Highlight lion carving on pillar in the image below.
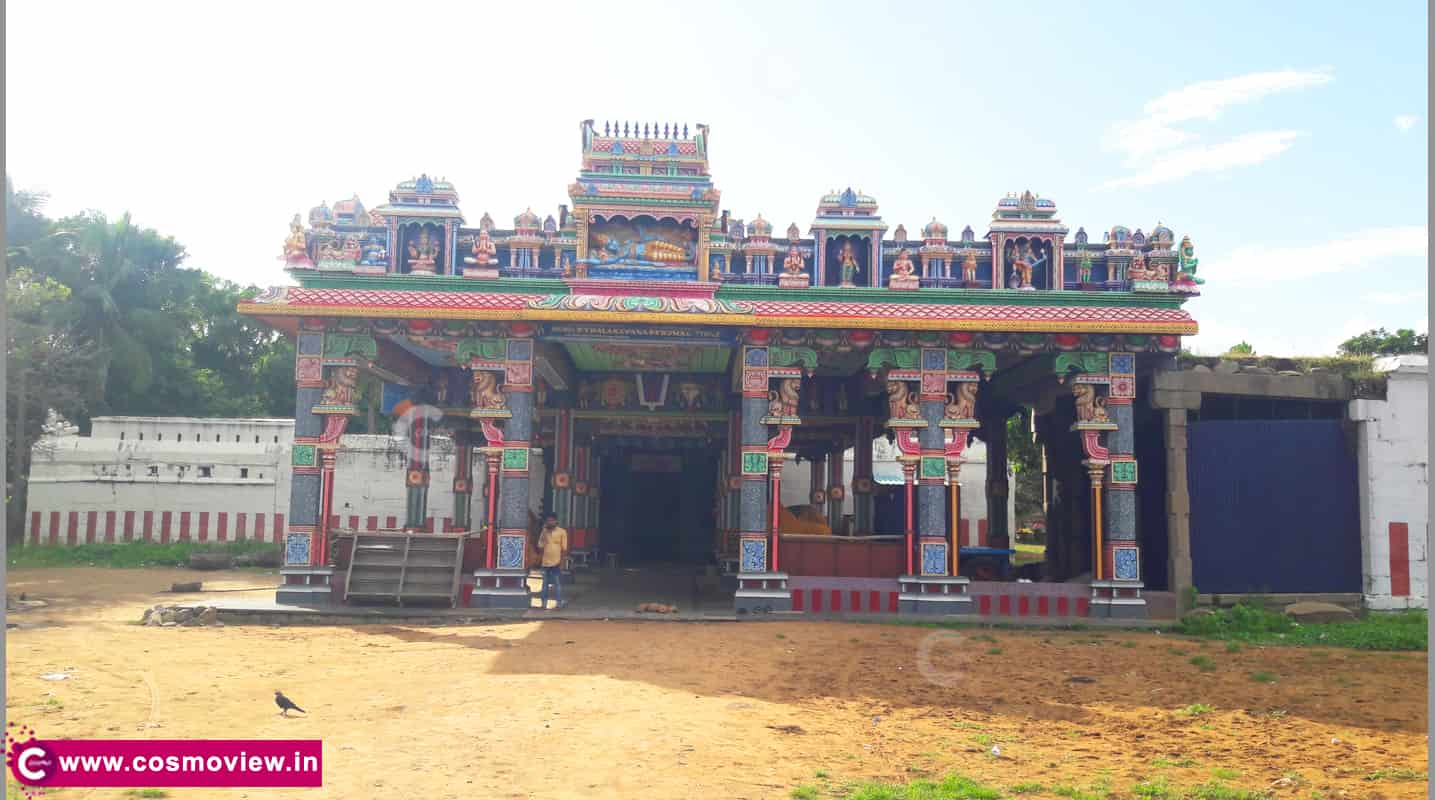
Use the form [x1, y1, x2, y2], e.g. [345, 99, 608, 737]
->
[320, 366, 359, 406]
[886, 380, 921, 420]
[471, 370, 507, 410]
[945, 381, 978, 420]
[768, 378, 800, 417]
[1072, 383, 1110, 423]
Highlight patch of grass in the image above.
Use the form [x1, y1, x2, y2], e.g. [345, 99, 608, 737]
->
[815, 769, 830, 779]
[1120, 640, 1138, 648]
[10, 540, 278, 569]
[1051, 784, 1109, 800]
[986, 647, 1003, 655]
[1167, 646, 1189, 656]
[972, 633, 998, 643]
[1183, 782, 1270, 800]
[1176, 602, 1426, 651]
[1009, 784, 1045, 795]
[972, 734, 993, 747]
[1364, 768, 1427, 781]
[1330, 675, 1355, 687]
[1152, 755, 1198, 768]
[1189, 655, 1217, 672]
[1176, 704, 1214, 717]
[1132, 776, 1174, 799]
[1210, 768, 1241, 780]
[791, 786, 821, 800]
[776, 633, 787, 640]
[845, 774, 1001, 800]
[1249, 671, 1276, 684]
[1224, 642, 1242, 653]
[127, 792, 169, 799]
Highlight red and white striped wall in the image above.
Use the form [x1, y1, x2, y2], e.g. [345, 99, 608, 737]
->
[28, 510, 287, 545]
[785, 576, 1092, 617]
[24, 509, 486, 545]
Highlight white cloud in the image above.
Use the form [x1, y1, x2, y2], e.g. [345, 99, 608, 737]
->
[1101, 69, 1331, 187]
[1202, 225, 1427, 288]
[1394, 114, 1418, 131]
[1144, 69, 1334, 125]
[1100, 130, 1304, 190]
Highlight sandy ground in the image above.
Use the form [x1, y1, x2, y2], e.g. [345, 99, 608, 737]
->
[5, 567, 1429, 800]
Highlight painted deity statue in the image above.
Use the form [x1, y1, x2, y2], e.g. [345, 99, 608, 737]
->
[838, 240, 859, 285]
[1127, 252, 1156, 281]
[282, 214, 311, 265]
[783, 243, 805, 274]
[587, 224, 692, 267]
[1176, 235, 1204, 285]
[961, 251, 978, 284]
[359, 234, 387, 267]
[318, 236, 361, 265]
[465, 228, 498, 267]
[1017, 242, 1039, 288]
[408, 228, 441, 272]
[1072, 383, 1110, 424]
[319, 366, 359, 407]
[892, 248, 916, 277]
[945, 381, 978, 420]
[1078, 250, 1094, 284]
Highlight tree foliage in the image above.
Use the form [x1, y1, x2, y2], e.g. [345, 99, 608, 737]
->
[1006, 409, 1044, 522]
[1337, 327, 1428, 357]
[5, 176, 295, 541]
[1226, 341, 1255, 355]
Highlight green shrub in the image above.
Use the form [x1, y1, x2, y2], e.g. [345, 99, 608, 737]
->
[1175, 603, 1425, 651]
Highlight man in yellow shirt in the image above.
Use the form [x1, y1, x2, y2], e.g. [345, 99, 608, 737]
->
[537, 512, 568, 610]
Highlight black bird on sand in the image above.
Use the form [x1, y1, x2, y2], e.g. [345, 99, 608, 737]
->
[274, 690, 305, 717]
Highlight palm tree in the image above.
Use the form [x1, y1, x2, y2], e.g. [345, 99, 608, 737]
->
[43, 210, 187, 409]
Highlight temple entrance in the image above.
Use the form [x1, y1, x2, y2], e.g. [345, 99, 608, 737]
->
[554, 443, 727, 614]
[599, 449, 715, 565]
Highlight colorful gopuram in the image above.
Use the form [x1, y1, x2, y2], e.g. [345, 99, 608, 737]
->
[241, 119, 1201, 617]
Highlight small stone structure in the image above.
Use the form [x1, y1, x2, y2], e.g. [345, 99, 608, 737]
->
[142, 605, 222, 627]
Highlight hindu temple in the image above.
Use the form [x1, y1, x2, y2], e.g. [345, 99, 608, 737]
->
[240, 118, 1203, 618]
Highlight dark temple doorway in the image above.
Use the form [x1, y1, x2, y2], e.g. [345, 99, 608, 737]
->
[599, 448, 717, 565]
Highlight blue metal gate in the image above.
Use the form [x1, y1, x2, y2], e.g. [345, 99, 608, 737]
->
[1187, 420, 1360, 594]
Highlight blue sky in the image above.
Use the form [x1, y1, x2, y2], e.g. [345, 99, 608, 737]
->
[5, 0, 1427, 355]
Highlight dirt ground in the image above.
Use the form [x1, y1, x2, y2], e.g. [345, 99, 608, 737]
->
[5, 568, 1429, 800]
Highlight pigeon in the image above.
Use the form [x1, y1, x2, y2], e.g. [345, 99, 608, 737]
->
[274, 691, 305, 717]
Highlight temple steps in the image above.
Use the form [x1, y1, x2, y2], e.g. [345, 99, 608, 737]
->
[343, 532, 466, 607]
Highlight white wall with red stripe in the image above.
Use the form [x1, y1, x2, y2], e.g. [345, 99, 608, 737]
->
[1351, 356, 1428, 610]
[25, 419, 546, 545]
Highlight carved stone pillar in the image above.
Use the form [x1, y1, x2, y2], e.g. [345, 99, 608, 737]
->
[278, 328, 329, 605]
[451, 429, 473, 532]
[734, 339, 793, 614]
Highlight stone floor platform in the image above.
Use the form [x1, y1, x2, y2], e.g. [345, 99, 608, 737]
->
[173, 595, 1167, 629]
